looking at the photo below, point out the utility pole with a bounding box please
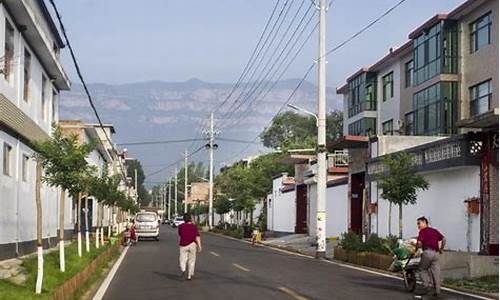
[184,149,189,213]
[208,112,215,229]
[174,168,178,217]
[316,0,327,259]
[163,183,167,217]
[168,177,172,220]
[134,168,138,203]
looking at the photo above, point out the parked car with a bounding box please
[172,216,184,228]
[134,212,160,241]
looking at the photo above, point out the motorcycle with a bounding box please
[389,239,421,292]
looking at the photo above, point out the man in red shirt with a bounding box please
[415,216,446,297]
[178,214,202,280]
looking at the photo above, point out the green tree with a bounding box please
[126,159,150,206]
[375,151,430,238]
[34,125,95,274]
[260,110,343,149]
[214,194,232,224]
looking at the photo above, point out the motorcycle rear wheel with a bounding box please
[403,270,417,292]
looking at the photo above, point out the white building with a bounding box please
[0,0,71,260]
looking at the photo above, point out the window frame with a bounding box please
[470,12,492,53]
[405,60,414,88]
[469,79,492,116]
[23,48,31,102]
[3,142,12,176]
[382,72,394,101]
[41,75,48,121]
[22,154,29,182]
[4,19,15,82]
[382,119,394,135]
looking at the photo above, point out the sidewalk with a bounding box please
[260,234,334,259]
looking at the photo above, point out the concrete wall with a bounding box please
[308,182,349,239]
[459,0,499,120]
[268,175,295,233]
[371,166,481,252]
[377,61,401,134]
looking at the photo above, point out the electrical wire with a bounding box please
[48,0,127,180]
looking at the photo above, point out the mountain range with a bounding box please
[59,78,342,184]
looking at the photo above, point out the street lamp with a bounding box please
[287,103,318,126]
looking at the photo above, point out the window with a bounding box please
[405,60,414,87]
[41,76,48,121]
[470,79,492,116]
[470,12,491,52]
[382,119,394,135]
[4,20,15,81]
[347,73,377,117]
[404,112,415,135]
[52,91,58,122]
[3,143,12,176]
[382,72,393,101]
[22,154,29,182]
[413,82,458,135]
[348,118,376,136]
[413,22,458,85]
[23,49,31,102]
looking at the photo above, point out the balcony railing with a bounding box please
[348,101,377,118]
[470,94,492,117]
[328,150,349,168]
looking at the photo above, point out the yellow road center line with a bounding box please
[232,263,250,272]
[209,251,220,257]
[278,286,310,300]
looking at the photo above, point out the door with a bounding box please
[350,173,364,234]
[295,185,307,233]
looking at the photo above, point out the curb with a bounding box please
[206,232,495,299]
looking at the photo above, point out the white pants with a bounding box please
[179,242,197,277]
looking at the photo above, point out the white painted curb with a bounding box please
[92,246,129,300]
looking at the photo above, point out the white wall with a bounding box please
[377,62,401,134]
[308,183,349,238]
[371,166,481,252]
[268,176,295,233]
[0,132,73,247]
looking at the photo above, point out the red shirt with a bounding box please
[418,227,444,251]
[178,222,200,246]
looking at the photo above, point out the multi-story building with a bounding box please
[0,0,70,260]
[335,0,498,255]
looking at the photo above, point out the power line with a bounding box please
[185,0,282,154]
[218,0,297,124]
[220,7,318,129]
[145,144,206,178]
[117,138,206,146]
[221,0,409,164]
[48,0,127,180]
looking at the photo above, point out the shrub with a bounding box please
[339,231,398,255]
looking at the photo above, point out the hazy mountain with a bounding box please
[60,78,342,184]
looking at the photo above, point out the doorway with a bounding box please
[295,185,307,233]
[350,173,365,234]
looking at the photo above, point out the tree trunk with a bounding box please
[101,205,105,245]
[250,210,254,227]
[398,203,403,239]
[58,190,66,272]
[95,203,100,249]
[388,203,392,236]
[35,160,44,294]
[77,192,82,257]
[85,197,90,252]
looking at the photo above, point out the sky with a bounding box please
[55,0,465,89]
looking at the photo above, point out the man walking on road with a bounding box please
[415,216,446,298]
[178,214,202,280]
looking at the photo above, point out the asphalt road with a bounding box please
[102,225,480,300]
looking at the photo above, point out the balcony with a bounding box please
[348,101,377,118]
[457,94,498,129]
[328,150,349,174]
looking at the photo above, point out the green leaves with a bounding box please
[259,110,343,150]
[34,125,96,196]
[375,151,430,206]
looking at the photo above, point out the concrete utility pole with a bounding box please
[184,149,189,213]
[163,183,167,216]
[208,112,215,229]
[168,178,172,220]
[316,0,327,258]
[134,168,138,203]
[174,168,178,216]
